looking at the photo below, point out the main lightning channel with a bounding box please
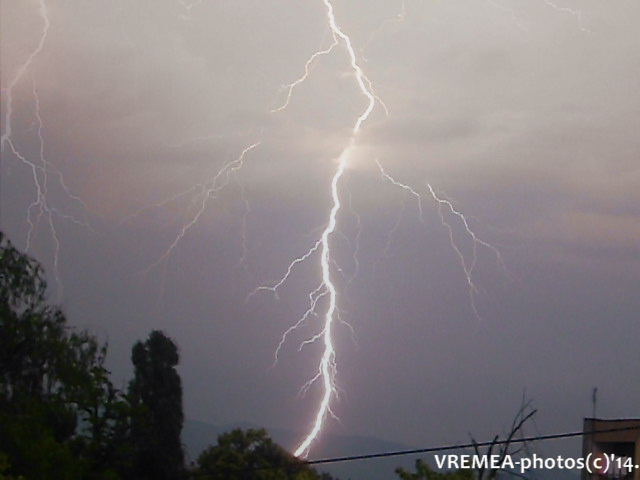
[292,0,377,458]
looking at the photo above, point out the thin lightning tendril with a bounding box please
[542,0,589,31]
[1,1,50,151]
[361,0,406,54]
[141,142,260,277]
[342,182,363,288]
[376,159,509,322]
[272,39,339,113]
[485,0,589,32]
[1,0,91,297]
[426,183,507,320]
[374,158,426,272]
[485,0,528,31]
[2,0,51,248]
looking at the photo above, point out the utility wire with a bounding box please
[304,424,640,466]
[190,424,640,477]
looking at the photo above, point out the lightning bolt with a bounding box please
[3,0,590,461]
[273,0,378,458]
[1,0,93,297]
[248,0,378,457]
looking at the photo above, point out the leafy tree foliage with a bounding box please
[1,233,337,480]
[129,330,185,480]
[194,428,333,480]
[0,453,26,480]
[396,460,474,480]
[0,232,130,480]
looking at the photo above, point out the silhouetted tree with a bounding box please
[129,330,185,480]
[194,428,333,480]
[0,232,129,480]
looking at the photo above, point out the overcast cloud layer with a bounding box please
[2,0,639,460]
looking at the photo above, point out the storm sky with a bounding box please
[2,0,639,460]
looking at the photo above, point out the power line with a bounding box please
[189,424,640,477]
[304,425,640,466]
